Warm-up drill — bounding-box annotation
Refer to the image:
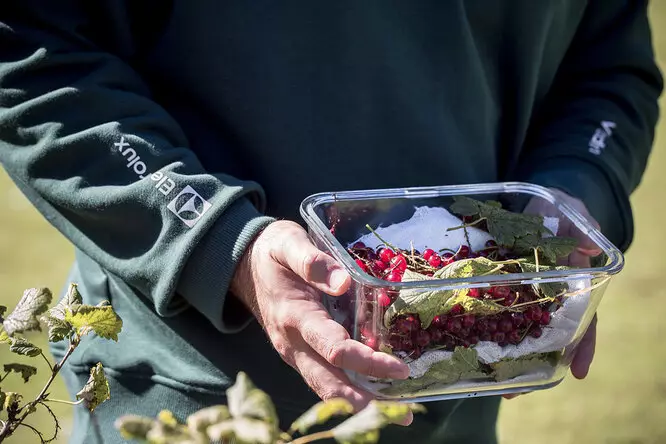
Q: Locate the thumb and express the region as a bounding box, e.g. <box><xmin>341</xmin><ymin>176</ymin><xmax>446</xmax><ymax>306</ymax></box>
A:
<box><xmin>274</xmin><ymin>223</ymin><xmax>352</xmax><ymax>296</ymax></box>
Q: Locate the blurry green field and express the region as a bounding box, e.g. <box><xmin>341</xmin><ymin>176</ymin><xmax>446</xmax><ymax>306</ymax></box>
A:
<box><xmin>2</xmin><ymin>5</ymin><xmax>666</xmax><ymax>444</ymax></box>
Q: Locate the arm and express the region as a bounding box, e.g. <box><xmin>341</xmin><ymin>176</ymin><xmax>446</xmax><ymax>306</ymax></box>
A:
<box><xmin>514</xmin><ymin>0</ymin><xmax>663</xmax><ymax>252</ymax></box>
<box><xmin>0</xmin><ymin>0</ymin><xmax>274</xmax><ymax>332</ymax></box>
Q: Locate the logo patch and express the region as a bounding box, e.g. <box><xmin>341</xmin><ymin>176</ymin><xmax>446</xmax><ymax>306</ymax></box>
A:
<box><xmin>167</xmin><ymin>185</ymin><xmax>212</xmax><ymax>228</ymax></box>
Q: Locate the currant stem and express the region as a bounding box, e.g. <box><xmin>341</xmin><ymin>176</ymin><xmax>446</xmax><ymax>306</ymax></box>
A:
<box><xmin>288</xmin><ymin>430</ymin><xmax>335</xmax><ymax>444</ymax></box>
<box><xmin>446</xmin><ymin>217</ymin><xmax>488</xmax><ymax>232</ymax></box>
<box><xmin>0</xmin><ymin>371</ymin><xmax>9</xmax><ymax>383</ymax></box>
<box><xmin>365</xmin><ymin>224</ymin><xmax>400</xmax><ymax>252</ymax></box>
<box><xmin>42</xmin><ymin>398</ymin><xmax>84</xmax><ymax>406</ymax></box>
<box><xmin>39</xmin><ymin>351</ymin><xmax>54</xmax><ymax>372</ymax></box>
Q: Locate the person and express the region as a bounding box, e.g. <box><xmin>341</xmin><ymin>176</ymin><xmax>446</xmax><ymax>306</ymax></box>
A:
<box><xmin>0</xmin><ymin>1</ymin><xmax>662</xmax><ymax>442</ymax></box>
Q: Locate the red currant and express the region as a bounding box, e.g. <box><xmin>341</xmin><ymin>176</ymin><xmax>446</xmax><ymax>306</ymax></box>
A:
<box><xmin>479</xmin><ymin>332</ymin><xmax>492</xmax><ymax>342</ymax></box>
<box><xmin>429</xmin><ymin>327</ymin><xmax>444</xmax><ymax>344</ymax></box>
<box><xmin>492</xmin><ymin>332</ymin><xmax>506</xmax><ymax>343</ymax></box>
<box><xmin>487</xmin><ymin>319</ymin><xmax>498</xmax><ymax>333</ymax></box>
<box><xmin>371</xmin><ymin>260</ymin><xmax>387</xmax><ymax>275</ymax></box>
<box><xmin>527</xmin><ymin>306</ymin><xmax>543</xmax><ymax>322</ymax></box>
<box><xmin>508</xmin><ymin>330</ymin><xmax>521</xmax><ymax>345</ymax></box>
<box><xmin>446</xmin><ymin>318</ymin><xmax>462</xmax><ymax>333</ymax></box>
<box><xmin>386</xmin><ymin>272</ymin><xmax>402</xmax><ymax>282</ymax></box>
<box><xmin>377</xmin><ymin>291</ymin><xmax>392</xmax><ymax>308</ymax></box>
<box><xmin>459</xmin><ymin>327</ymin><xmax>471</xmax><ymax>338</ymax></box>
<box><xmin>530</xmin><ymin>326</ymin><xmax>543</xmax><ymax>338</ymax></box>
<box><xmin>499</xmin><ymin>318</ymin><xmax>513</xmax><ymax>333</ymax></box>
<box><xmin>390</xmin><ymin>255</ymin><xmax>408</xmax><ymax>272</ymax></box>
<box><xmin>475</xmin><ymin>318</ymin><xmax>488</xmax><ymax>333</ymax></box>
<box><xmin>432</xmin><ymin>315</ymin><xmax>447</xmax><ymax>329</ymax></box>
<box><xmin>355</xmin><ymin>259</ymin><xmax>368</xmax><ymax>273</ymax></box>
<box><xmin>428</xmin><ymin>254</ymin><xmax>442</xmax><ymax>268</ymax></box>
<box><xmin>540</xmin><ymin>311</ymin><xmax>552</xmax><ymax>325</ymax></box>
<box><xmin>416</xmin><ymin>330</ymin><xmax>431</xmax><ymax>347</ymax></box>
<box><xmin>468</xmin><ymin>288</ymin><xmax>481</xmax><ymax>299</ymax></box>
<box><xmin>450</xmin><ymin>304</ymin><xmax>464</xmax><ymax>316</ymax></box>
<box><xmin>463</xmin><ymin>314</ymin><xmax>476</xmax><ymax>329</ymax></box>
<box><xmin>379</xmin><ymin>248</ymin><xmax>396</xmax><ymax>264</ymax></box>
<box><xmin>511</xmin><ymin>312</ymin><xmax>525</xmax><ymax>327</ymax></box>
<box><xmin>485</xmin><ymin>240</ymin><xmax>497</xmax><ymax>248</ymax></box>
<box><xmin>352</xmin><ymin>242</ymin><xmax>366</xmax><ymax>250</ymax></box>
<box><xmin>423</xmin><ymin>248</ymin><xmax>435</xmax><ymax>260</ymax></box>
<box><xmin>468</xmin><ymin>335</ymin><xmax>480</xmax><ymax>346</ymax></box>
<box><xmin>442</xmin><ymin>252</ymin><xmax>454</xmax><ymax>260</ymax></box>
<box><xmin>458</xmin><ymin>245</ymin><xmax>470</xmax><ymax>258</ymax></box>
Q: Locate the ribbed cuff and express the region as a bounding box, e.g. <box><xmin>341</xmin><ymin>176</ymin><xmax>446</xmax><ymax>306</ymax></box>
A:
<box><xmin>519</xmin><ymin>157</ymin><xmax>634</xmax><ymax>252</ymax></box>
<box><xmin>175</xmin><ymin>198</ymin><xmax>275</xmax><ymax>333</ymax></box>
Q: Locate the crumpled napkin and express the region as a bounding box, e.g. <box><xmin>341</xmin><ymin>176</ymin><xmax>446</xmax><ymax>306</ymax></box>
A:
<box><xmin>351</xmin><ymin>205</ymin><xmax>591</xmax><ymax>378</ymax></box>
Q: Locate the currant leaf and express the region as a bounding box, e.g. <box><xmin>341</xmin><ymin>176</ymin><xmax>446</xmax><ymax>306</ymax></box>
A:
<box><xmin>331</xmin><ymin>401</ymin><xmax>425</xmax><ymax>444</ymax></box>
<box><xmin>4</xmin><ymin>363</ymin><xmax>38</xmax><ymax>383</ymax></box>
<box><xmin>490</xmin><ymin>352</ymin><xmax>560</xmax><ymax>381</ymax></box>
<box><xmin>2</xmin><ymin>287</ymin><xmax>52</xmax><ymax>336</ymax></box>
<box><xmin>8</xmin><ymin>337</ymin><xmax>41</xmax><ymax>357</ymax></box>
<box><xmin>115</xmin><ymin>415</ymin><xmax>155</xmax><ymax>441</ymax></box>
<box><xmin>76</xmin><ymin>362</ymin><xmax>110</xmax><ymax>413</ymax></box>
<box><xmin>65</xmin><ymin>302</ymin><xmax>123</xmax><ymax>341</ymax></box>
<box><xmin>186</xmin><ymin>405</ymin><xmax>231</xmax><ymax>434</ymax></box>
<box><xmin>206</xmin><ymin>418</ymin><xmax>274</xmax><ymax>444</ymax></box>
<box><xmin>514</xmin><ymin>234</ymin><xmax>578</xmax><ymax>264</ymax></box>
<box><xmin>226</xmin><ymin>372</ymin><xmax>278</xmax><ymax>428</ymax></box>
<box><xmin>289</xmin><ymin>398</ymin><xmax>354</xmax><ymax>435</ymax></box>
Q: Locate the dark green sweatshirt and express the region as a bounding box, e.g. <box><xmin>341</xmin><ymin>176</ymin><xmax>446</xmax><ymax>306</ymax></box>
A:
<box><xmin>0</xmin><ymin>1</ymin><xmax>662</xmax><ymax>442</ymax></box>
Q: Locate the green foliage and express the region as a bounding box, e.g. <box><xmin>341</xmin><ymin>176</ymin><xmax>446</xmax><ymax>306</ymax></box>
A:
<box><xmin>449</xmin><ymin>196</ymin><xmax>577</xmax><ymax>264</ymax></box>
<box><xmin>0</xmin><ymin>283</ymin><xmax>122</xmax><ymax>443</ymax></box>
<box><xmin>3</xmin><ymin>364</ymin><xmax>37</xmax><ymax>383</ymax></box>
<box><xmin>115</xmin><ymin>372</ymin><xmax>425</xmax><ymax>444</ymax></box>
<box><xmin>76</xmin><ymin>362</ymin><xmax>110</xmax><ymax>413</ymax></box>
<box><xmin>2</xmin><ymin>288</ymin><xmax>52</xmax><ymax>336</ymax></box>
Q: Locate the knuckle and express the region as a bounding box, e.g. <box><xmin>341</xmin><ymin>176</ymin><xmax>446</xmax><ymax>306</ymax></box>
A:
<box><xmin>300</xmin><ymin>251</ymin><xmax>323</xmax><ymax>279</ymax></box>
<box><xmin>325</xmin><ymin>341</ymin><xmax>346</xmax><ymax>367</ymax></box>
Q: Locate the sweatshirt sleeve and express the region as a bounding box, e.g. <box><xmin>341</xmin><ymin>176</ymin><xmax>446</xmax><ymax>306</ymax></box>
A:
<box><xmin>0</xmin><ymin>2</ymin><xmax>274</xmax><ymax>332</ymax></box>
<box><xmin>514</xmin><ymin>0</ymin><xmax>663</xmax><ymax>252</ymax></box>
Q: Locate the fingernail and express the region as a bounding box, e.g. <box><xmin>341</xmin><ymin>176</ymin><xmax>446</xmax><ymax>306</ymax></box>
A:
<box><xmin>327</xmin><ymin>268</ymin><xmax>348</xmax><ymax>290</ymax></box>
<box><xmin>398</xmin><ymin>412</ymin><xmax>413</xmax><ymax>426</ymax></box>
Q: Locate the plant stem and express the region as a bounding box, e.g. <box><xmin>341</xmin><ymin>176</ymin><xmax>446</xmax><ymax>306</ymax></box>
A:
<box><xmin>43</xmin><ymin>398</ymin><xmax>84</xmax><ymax>406</ymax></box>
<box><xmin>17</xmin><ymin>423</ymin><xmax>46</xmax><ymax>444</ymax></box>
<box><xmin>446</xmin><ymin>217</ymin><xmax>487</xmax><ymax>232</ymax></box>
<box><xmin>38</xmin><ymin>402</ymin><xmax>60</xmax><ymax>443</ymax></box>
<box><xmin>39</xmin><ymin>351</ymin><xmax>54</xmax><ymax>372</ymax></box>
<box><xmin>1</xmin><ymin>337</ymin><xmax>79</xmax><ymax>441</ymax></box>
<box><xmin>289</xmin><ymin>430</ymin><xmax>335</xmax><ymax>444</ymax></box>
<box><xmin>365</xmin><ymin>224</ymin><xmax>400</xmax><ymax>252</ymax></box>
<box><xmin>0</xmin><ymin>371</ymin><xmax>8</xmax><ymax>383</ymax></box>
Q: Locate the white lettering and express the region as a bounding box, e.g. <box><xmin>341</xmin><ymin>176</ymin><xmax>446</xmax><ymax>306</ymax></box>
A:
<box><xmin>159</xmin><ymin>178</ymin><xmax>176</xmax><ymax>196</ymax></box>
<box><xmin>589</xmin><ymin>121</ymin><xmax>616</xmax><ymax>156</ymax></box>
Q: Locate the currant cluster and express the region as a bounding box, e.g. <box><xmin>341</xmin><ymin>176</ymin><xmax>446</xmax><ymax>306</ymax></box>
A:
<box><xmin>349</xmin><ymin>241</ymin><xmax>557</xmax><ymax>359</ymax></box>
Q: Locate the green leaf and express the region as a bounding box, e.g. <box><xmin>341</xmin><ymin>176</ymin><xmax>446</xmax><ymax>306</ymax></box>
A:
<box><xmin>115</xmin><ymin>415</ymin><xmax>155</xmax><ymax>441</ymax></box>
<box><xmin>331</xmin><ymin>401</ymin><xmax>425</xmax><ymax>444</ymax></box>
<box><xmin>289</xmin><ymin>398</ymin><xmax>355</xmax><ymax>434</ymax></box>
<box><xmin>490</xmin><ymin>352</ymin><xmax>560</xmax><ymax>381</ymax></box>
<box><xmin>187</xmin><ymin>405</ymin><xmax>231</xmax><ymax>434</ymax></box>
<box><xmin>384</xmin><ymin>258</ymin><xmax>511</xmax><ymax>329</ymax></box>
<box><xmin>206</xmin><ymin>417</ymin><xmax>274</xmax><ymax>444</ymax></box>
<box><xmin>514</xmin><ymin>234</ymin><xmax>578</xmax><ymax>264</ymax></box>
<box><xmin>42</xmin><ymin>283</ymin><xmax>83</xmax><ymax>343</ymax></box>
<box><xmin>227</xmin><ymin>372</ymin><xmax>278</xmax><ymax>428</ymax></box>
<box><xmin>76</xmin><ymin>362</ymin><xmax>110</xmax><ymax>412</ymax></box>
<box><xmin>65</xmin><ymin>302</ymin><xmax>123</xmax><ymax>341</ymax></box>
<box><xmin>380</xmin><ymin>347</ymin><xmax>488</xmax><ymax>396</ymax></box>
<box><xmin>9</xmin><ymin>336</ymin><xmax>41</xmax><ymax>357</ymax></box>
<box><xmin>518</xmin><ymin>261</ymin><xmax>571</xmax><ymax>299</ymax></box>
<box><xmin>4</xmin><ymin>363</ymin><xmax>37</xmax><ymax>382</ymax></box>
<box><xmin>2</xmin><ymin>287</ymin><xmax>52</xmax><ymax>336</ymax></box>
<box><xmin>0</xmin><ymin>329</ymin><xmax>9</xmax><ymax>344</ymax></box>
<box><xmin>440</xmin><ymin>290</ymin><xmax>507</xmax><ymax>317</ymax></box>
<box><xmin>450</xmin><ymin>196</ymin><xmax>551</xmax><ymax>248</ymax></box>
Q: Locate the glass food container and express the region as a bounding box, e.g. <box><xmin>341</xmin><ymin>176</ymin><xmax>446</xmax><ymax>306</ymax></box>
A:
<box><xmin>299</xmin><ymin>182</ymin><xmax>623</xmax><ymax>403</ymax></box>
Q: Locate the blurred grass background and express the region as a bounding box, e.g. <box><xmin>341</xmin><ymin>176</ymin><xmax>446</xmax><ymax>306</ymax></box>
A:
<box><xmin>1</xmin><ymin>4</ymin><xmax>666</xmax><ymax>443</ymax></box>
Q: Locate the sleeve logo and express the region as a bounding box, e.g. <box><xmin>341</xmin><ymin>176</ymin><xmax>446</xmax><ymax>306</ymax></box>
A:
<box><xmin>588</xmin><ymin>121</ymin><xmax>616</xmax><ymax>155</ymax></box>
<box><xmin>167</xmin><ymin>185</ymin><xmax>212</xmax><ymax>228</ymax></box>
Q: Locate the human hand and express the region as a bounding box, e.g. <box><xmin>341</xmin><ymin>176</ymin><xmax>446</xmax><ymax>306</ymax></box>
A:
<box><xmin>503</xmin><ymin>188</ymin><xmax>602</xmax><ymax>400</ymax></box>
<box><xmin>230</xmin><ymin>221</ymin><xmax>412</xmax><ymax>421</ymax></box>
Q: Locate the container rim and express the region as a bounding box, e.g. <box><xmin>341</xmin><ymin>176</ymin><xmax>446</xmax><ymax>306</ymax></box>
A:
<box><xmin>299</xmin><ymin>181</ymin><xmax>625</xmax><ymax>289</ymax></box>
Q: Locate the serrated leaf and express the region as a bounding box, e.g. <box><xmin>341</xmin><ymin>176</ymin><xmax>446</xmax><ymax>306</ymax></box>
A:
<box><xmin>384</xmin><ymin>258</ymin><xmax>510</xmax><ymax>329</ymax></box>
<box><xmin>65</xmin><ymin>303</ymin><xmax>123</xmax><ymax>341</ymax></box>
<box><xmin>76</xmin><ymin>362</ymin><xmax>110</xmax><ymax>412</ymax></box>
<box><xmin>43</xmin><ymin>283</ymin><xmax>83</xmax><ymax>343</ymax></box>
<box><xmin>450</xmin><ymin>196</ymin><xmax>550</xmax><ymax>248</ymax></box>
<box><xmin>207</xmin><ymin>417</ymin><xmax>274</xmax><ymax>444</ymax></box>
<box><xmin>115</xmin><ymin>415</ymin><xmax>155</xmax><ymax>441</ymax></box>
<box><xmin>289</xmin><ymin>398</ymin><xmax>354</xmax><ymax>435</ymax></box>
<box><xmin>42</xmin><ymin>315</ymin><xmax>74</xmax><ymax>343</ymax></box>
<box><xmin>186</xmin><ymin>405</ymin><xmax>231</xmax><ymax>434</ymax></box>
<box><xmin>518</xmin><ymin>261</ymin><xmax>571</xmax><ymax>299</ymax></box>
<box><xmin>331</xmin><ymin>401</ymin><xmax>425</xmax><ymax>444</ymax></box>
<box><xmin>440</xmin><ymin>290</ymin><xmax>506</xmax><ymax>317</ymax></box>
<box><xmin>4</xmin><ymin>363</ymin><xmax>38</xmax><ymax>382</ymax></box>
<box><xmin>227</xmin><ymin>372</ymin><xmax>278</xmax><ymax>428</ymax></box>
<box><xmin>490</xmin><ymin>352</ymin><xmax>560</xmax><ymax>381</ymax></box>
<box><xmin>2</xmin><ymin>288</ymin><xmax>52</xmax><ymax>335</ymax></box>
<box><xmin>514</xmin><ymin>234</ymin><xmax>578</xmax><ymax>264</ymax></box>
<box><xmin>380</xmin><ymin>347</ymin><xmax>488</xmax><ymax>396</ymax></box>
<box><xmin>9</xmin><ymin>336</ymin><xmax>41</xmax><ymax>357</ymax></box>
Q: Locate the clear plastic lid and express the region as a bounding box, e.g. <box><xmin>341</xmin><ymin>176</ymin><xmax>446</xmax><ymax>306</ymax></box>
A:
<box><xmin>300</xmin><ymin>182</ymin><xmax>624</xmax><ymax>291</ymax></box>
